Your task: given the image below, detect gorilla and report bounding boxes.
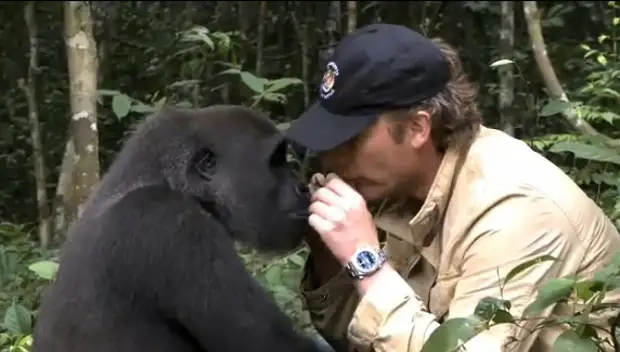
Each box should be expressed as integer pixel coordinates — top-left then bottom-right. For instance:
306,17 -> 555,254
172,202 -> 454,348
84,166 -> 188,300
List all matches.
32,105 -> 322,352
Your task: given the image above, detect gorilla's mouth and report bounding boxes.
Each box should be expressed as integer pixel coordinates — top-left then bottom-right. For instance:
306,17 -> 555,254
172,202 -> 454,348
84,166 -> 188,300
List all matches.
288,210 -> 309,220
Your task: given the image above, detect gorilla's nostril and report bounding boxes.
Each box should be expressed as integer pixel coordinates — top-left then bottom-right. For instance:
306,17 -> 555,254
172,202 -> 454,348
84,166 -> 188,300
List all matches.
295,183 -> 309,196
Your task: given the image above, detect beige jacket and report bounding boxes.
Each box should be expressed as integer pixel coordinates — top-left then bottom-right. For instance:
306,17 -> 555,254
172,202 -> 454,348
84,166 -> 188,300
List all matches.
299,126 -> 620,352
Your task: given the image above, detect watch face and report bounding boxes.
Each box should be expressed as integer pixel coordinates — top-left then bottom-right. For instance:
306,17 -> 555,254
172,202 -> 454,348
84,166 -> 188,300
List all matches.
355,250 -> 378,272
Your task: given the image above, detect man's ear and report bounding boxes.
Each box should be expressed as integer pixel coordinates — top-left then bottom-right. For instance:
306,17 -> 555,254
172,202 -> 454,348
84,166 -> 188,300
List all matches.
408,110 -> 432,149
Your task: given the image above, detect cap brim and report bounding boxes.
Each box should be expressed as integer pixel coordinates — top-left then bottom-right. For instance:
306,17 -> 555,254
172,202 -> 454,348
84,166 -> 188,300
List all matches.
285,102 -> 378,152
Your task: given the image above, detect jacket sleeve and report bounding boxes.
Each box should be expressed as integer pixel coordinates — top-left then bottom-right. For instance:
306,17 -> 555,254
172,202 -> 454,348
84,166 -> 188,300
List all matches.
299,251 -> 361,352
345,194 -> 584,352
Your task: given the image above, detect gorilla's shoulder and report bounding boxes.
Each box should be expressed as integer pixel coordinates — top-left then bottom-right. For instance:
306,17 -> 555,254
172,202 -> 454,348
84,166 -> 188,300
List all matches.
111,185 -> 209,219
82,185 -> 215,242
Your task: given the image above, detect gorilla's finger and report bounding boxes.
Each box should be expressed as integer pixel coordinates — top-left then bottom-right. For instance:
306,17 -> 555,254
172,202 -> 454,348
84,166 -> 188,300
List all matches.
310,173 -> 326,186
308,173 -> 326,194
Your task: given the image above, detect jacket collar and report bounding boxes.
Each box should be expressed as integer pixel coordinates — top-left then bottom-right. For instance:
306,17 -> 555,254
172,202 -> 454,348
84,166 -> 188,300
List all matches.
374,140 -> 467,247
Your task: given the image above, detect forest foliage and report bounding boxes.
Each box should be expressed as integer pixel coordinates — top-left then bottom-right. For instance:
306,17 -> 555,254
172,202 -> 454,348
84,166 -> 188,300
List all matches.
0,1 -> 619,351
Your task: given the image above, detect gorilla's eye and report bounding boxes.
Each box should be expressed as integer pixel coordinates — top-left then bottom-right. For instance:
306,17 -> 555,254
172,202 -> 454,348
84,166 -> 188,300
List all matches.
269,141 -> 288,167
194,147 -> 216,178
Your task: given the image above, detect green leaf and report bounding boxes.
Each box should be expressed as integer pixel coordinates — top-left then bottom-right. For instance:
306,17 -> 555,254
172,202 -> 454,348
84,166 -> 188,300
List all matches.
3,302 -> 32,335
549,141 -> 620,166
421,316 -> 486,352
276,122 -> 291,132
263,265 -> 281,286
132,103 -> 159,114
523,277 -> 575,318
599,111 -> 620,124
539,99 -> 572,117
28,260 -> 59,281
181,26 -> 214,50
492,310 -> 515,324
97,89 -> 121,97
265,77 -> 304,93
217,68 -> 241,76
552,330 -> 598,352
489,59 -> 514,68
573,279 -> 603,302
286,253 -> 306,267
240,71 -> 266,93
258,92 -> 287,104
473,297 -> 508,322
112,94 -> 132,119
504,255 -> 559,285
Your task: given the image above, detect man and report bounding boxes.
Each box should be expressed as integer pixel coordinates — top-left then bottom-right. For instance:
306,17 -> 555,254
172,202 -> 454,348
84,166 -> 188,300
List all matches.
285,23 -> 620,352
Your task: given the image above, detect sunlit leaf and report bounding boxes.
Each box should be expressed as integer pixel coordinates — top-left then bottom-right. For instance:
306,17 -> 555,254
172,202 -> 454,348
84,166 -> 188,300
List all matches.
286,253 -> 306,267
112,94 -> 132,119
552,330 -> 599,352
489,59 -> 514,68
504,255 -> 559,285
492,310 -> 515,324
539,100 -> 572,117
218,68 -> 242,75
240,71 -> 266,93
573,279 -> 603,302
549,141 -> 620,165
276,122 -> 291,132
421,316 -> 486,352
97,89 -> 121,97
523,277 -> 575,318
28,260 -> 59,281
3,302 -> 32,335
265,77 -> 304,93
474,297 -> 507,321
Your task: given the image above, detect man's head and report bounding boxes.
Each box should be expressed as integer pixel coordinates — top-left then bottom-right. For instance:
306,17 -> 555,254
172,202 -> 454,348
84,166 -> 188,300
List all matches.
286,24 -> 481,204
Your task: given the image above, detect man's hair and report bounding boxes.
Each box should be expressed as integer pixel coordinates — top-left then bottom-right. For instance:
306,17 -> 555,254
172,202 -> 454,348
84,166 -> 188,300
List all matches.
388,38 -> 482,151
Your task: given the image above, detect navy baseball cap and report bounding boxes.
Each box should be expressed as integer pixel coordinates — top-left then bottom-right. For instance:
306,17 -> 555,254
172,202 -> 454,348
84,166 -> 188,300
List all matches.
285,23 -> 451,152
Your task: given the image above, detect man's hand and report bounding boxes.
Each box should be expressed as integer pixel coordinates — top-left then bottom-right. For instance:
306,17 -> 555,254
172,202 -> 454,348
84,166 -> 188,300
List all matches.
308,174 -> 380,265
303,173 -> 343,285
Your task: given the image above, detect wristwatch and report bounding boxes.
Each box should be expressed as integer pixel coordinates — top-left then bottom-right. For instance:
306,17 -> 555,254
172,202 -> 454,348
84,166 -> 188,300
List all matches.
345,246 -> 387,280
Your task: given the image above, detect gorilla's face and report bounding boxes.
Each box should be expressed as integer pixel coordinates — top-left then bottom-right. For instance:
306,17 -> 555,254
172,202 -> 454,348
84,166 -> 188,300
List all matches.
185,108 -> 312,252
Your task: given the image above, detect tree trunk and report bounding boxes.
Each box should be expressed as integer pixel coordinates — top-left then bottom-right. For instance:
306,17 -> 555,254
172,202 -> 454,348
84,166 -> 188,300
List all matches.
64,1 -> 100,220
346,1 -> 357,34
21,1 -> 51,248
255,1 -> 267,76
53,138 -> 76,237
499,1 -> 515,136
523,1 -> 620,147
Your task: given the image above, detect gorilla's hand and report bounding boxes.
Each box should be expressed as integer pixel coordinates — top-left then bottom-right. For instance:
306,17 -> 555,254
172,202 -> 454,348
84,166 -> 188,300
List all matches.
308,173 -> 325,195
309,173 -> 342,194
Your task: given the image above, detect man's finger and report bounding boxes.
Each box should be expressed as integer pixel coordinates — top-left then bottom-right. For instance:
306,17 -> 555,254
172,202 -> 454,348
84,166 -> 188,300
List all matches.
308,213 -> 336,234
311,186 -> 340,205
309,200 -> 346,224
325,177 -> 362,207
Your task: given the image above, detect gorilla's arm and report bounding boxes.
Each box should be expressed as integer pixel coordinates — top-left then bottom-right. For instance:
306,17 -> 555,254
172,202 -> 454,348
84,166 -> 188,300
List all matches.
109,186 -> 318,352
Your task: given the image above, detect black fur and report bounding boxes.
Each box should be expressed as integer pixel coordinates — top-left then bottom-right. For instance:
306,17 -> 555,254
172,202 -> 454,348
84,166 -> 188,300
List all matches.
32,105 -> 319,352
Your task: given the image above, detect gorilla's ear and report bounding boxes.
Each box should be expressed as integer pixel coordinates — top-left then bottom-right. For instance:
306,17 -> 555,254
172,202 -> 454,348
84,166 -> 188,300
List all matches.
191,147 -> 217,181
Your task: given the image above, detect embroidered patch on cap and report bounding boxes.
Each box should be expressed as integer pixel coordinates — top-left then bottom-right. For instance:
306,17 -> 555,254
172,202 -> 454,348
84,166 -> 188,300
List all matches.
320,61 -> 339,99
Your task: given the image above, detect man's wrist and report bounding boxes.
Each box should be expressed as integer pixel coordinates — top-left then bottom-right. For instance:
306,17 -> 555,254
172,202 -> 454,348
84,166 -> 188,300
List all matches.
354,264 -> 396,296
